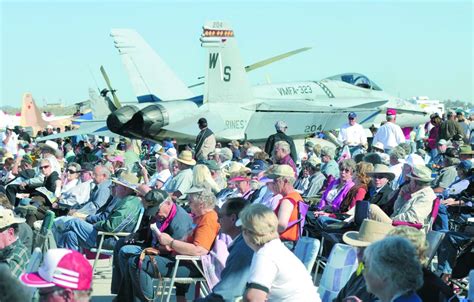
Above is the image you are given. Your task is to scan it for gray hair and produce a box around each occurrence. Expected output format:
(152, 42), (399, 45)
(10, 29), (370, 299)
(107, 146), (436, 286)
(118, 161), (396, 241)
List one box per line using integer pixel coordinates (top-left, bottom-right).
(364, 236), (423, 294)
(321, 146), (336, 159)
(339, 159), (356, 173)
(274, 141), (290, 154)
(219, 147), (233, 161)
(386, 115), (395, 121)
(190, 190), (216, 210)
(94, 164), (111, 179)
(68, 162), (81, 172)
(157, 156), (170, 169)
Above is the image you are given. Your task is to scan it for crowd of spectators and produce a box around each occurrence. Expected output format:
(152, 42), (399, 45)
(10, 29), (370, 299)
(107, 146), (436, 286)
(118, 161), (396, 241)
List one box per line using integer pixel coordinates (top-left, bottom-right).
(0, 108), (472, 301)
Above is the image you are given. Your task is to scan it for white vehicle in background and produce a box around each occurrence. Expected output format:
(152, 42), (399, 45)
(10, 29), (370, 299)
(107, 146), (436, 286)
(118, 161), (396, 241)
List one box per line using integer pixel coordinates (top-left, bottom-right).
(409, 96), (445, 116)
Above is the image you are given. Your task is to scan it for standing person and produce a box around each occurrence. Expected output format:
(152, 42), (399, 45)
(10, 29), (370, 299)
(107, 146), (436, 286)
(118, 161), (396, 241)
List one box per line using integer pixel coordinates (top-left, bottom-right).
(0, 125), (18, 156)
(195, 117), (216, 161)
(241, 204), (320, 302)
(0, 209), (30, 278)
(372, 108), (406, 153)
(264, 121), (297, 163)
(425, 112), (442, 158)
(337, 112), (368, 154)
(439, 110), (464, 142)
(20, 248), (93, 302)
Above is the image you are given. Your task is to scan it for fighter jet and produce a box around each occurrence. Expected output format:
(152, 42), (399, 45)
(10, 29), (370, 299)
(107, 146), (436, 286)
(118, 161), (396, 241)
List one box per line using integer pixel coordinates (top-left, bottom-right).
(106, 22), (385, 143)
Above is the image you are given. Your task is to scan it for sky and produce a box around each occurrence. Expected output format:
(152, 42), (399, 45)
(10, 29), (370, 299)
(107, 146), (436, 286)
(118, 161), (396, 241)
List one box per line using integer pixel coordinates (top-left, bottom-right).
(1, 0), (473, 109)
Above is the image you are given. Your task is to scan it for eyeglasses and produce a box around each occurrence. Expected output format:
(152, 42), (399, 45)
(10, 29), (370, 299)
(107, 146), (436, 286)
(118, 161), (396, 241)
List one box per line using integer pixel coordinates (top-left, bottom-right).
(40, 165), (50, 170)
(67, 169), (78, 174)
(339, 168), (352, 173)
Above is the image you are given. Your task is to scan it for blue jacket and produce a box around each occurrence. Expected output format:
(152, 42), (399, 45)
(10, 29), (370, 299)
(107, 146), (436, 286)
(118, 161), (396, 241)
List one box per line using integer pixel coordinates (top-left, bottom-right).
(393, 292), (422, 302)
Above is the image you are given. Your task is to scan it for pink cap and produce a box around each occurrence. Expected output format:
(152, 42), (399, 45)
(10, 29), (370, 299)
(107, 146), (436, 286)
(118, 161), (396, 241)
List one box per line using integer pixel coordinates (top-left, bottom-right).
(386, 108), (397, 116)
(20, 249), (92, 290)
(111, 155), (124, 163)
(228, 176), (250, 183)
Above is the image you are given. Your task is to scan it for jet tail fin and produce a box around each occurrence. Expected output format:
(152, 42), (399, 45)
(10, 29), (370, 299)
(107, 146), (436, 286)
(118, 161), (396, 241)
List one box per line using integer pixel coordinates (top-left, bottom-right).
(110, 29), (194, 103)
(201, 21), (253, 104)
(20, 93), (48, 132)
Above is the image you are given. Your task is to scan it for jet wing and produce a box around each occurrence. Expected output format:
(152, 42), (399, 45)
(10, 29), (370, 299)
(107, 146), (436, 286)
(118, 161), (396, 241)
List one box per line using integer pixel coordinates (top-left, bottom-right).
(35, 121), (118, 142)
(245, 102), (381, 140)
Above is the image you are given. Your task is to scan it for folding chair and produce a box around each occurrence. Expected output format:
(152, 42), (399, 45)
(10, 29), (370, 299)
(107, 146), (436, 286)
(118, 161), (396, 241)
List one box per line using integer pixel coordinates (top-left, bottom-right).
(392, 197), (440, 232)
(91, 207), (145, 275)
(294, 236), (321, 273)
(25, 247), (43, 300)
(317, 243), (358, 302)
(157, 255), (211, 302)
(425, 230), (445, 268)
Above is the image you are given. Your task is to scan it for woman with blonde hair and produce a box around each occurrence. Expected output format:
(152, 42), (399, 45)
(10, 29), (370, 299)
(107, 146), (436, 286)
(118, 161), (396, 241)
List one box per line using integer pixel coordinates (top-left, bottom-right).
(193, 164), (221, 194)
(241, 203), (320, 302)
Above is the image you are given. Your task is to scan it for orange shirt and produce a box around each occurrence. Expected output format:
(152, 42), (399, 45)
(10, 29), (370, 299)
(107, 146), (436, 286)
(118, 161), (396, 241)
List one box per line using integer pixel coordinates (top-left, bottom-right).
(274, 191), (301, 242)
(188, 210), (220, 251)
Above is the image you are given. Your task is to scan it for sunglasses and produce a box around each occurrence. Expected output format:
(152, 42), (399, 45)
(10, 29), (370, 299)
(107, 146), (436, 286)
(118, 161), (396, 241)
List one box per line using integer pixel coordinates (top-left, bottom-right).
(339, 168), (352, 173)
(40, 165), (50, 170)
(67, 169), (78, 174)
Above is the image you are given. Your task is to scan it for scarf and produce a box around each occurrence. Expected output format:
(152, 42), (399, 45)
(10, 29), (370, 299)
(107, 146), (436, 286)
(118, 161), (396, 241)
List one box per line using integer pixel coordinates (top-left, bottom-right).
(159, 202), (177, 232)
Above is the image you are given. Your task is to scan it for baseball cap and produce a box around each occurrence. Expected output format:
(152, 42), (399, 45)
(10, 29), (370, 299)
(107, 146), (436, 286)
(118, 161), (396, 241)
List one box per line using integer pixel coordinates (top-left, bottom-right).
(457, 160), (473, 171)
(0, 208), (26, 229)
(144, 189), (170, 216)
(438, 139), (450, 146)
(386, 108), (397, 116)
(203, 160), (220, 171)
(197, 117), (207, 125)
(348, 112), (357, 119)
(248, 159), (269, 174)
(80, 162), (94, 172)
(20, 249), (92, 290)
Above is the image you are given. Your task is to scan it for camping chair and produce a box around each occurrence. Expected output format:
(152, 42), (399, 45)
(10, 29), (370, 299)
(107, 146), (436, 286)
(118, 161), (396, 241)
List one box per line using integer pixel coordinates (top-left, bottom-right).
(425, 230), (445, 268)
(156, 255), (211, 302)
(32, 210), (56, 254)
(392, 197), (440, 232)
(91, 207), (145, 275)
(317, 243), (358, 302)
(294, 236), (321, 273)
(25, 247), (43, 300)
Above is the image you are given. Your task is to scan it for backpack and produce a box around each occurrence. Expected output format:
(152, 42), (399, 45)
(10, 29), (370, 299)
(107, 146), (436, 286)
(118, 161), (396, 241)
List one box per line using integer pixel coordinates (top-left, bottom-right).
(286, 197), (310, 237)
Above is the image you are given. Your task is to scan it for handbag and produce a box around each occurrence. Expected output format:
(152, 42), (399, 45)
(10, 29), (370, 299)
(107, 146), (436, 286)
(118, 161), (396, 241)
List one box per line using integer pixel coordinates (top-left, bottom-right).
(137, 247), (162, 302)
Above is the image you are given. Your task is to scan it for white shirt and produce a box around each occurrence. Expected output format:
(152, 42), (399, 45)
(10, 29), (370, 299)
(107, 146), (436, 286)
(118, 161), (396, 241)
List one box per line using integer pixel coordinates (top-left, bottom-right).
(0, 131), (19, 155)
(389, 163), (404, 190)
(147, 169), (171, 187)
(247, 239), (320, 302)
(372, 122), (406, 150)
(337, 122), (367, 146)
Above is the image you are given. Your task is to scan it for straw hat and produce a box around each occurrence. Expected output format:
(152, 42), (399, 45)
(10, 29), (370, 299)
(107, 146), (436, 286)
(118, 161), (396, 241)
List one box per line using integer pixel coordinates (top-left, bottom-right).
(111, 172), (140, 192)
(459, 145), (474, 155)
(176, 150), (196, 166)
(265, 164), (295, 179)
(343, 219), (394, 247)
(0, 208), (26, 229)
(367, 164), (395, 181)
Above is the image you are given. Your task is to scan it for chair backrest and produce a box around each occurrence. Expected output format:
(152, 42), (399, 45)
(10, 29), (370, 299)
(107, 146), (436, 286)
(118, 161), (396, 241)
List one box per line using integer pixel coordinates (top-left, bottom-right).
(287, 199), (310, 237)
(428, 198), (441, 230)
(317, 243), (358, 302)
(25, 247), (43, 273)
(132, 207), (145, 233)
(294, 236), (321, 272)
(425, 230), (445, 266)
(201, 233), (230, 290)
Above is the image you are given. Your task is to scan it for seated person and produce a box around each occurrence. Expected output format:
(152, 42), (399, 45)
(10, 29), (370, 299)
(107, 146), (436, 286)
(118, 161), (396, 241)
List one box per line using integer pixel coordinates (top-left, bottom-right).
(301, 156), (326, 199)
(366, 164), (395, 215)
(369, 165), (436, 227)
(52, 163), (94, 209)
(435, 160), (473, 231)
(432, 154), (460, 194)
(111, 189), (192, 296)
(197, 197), (254, 302)
(55, 172), (142, 251)
(241, 204), (320, 302)
(118, 188), (220, 302)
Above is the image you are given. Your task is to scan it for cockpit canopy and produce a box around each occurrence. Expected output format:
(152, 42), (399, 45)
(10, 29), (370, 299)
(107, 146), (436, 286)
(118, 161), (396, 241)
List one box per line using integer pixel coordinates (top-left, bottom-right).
(325, 73), (382, 91)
